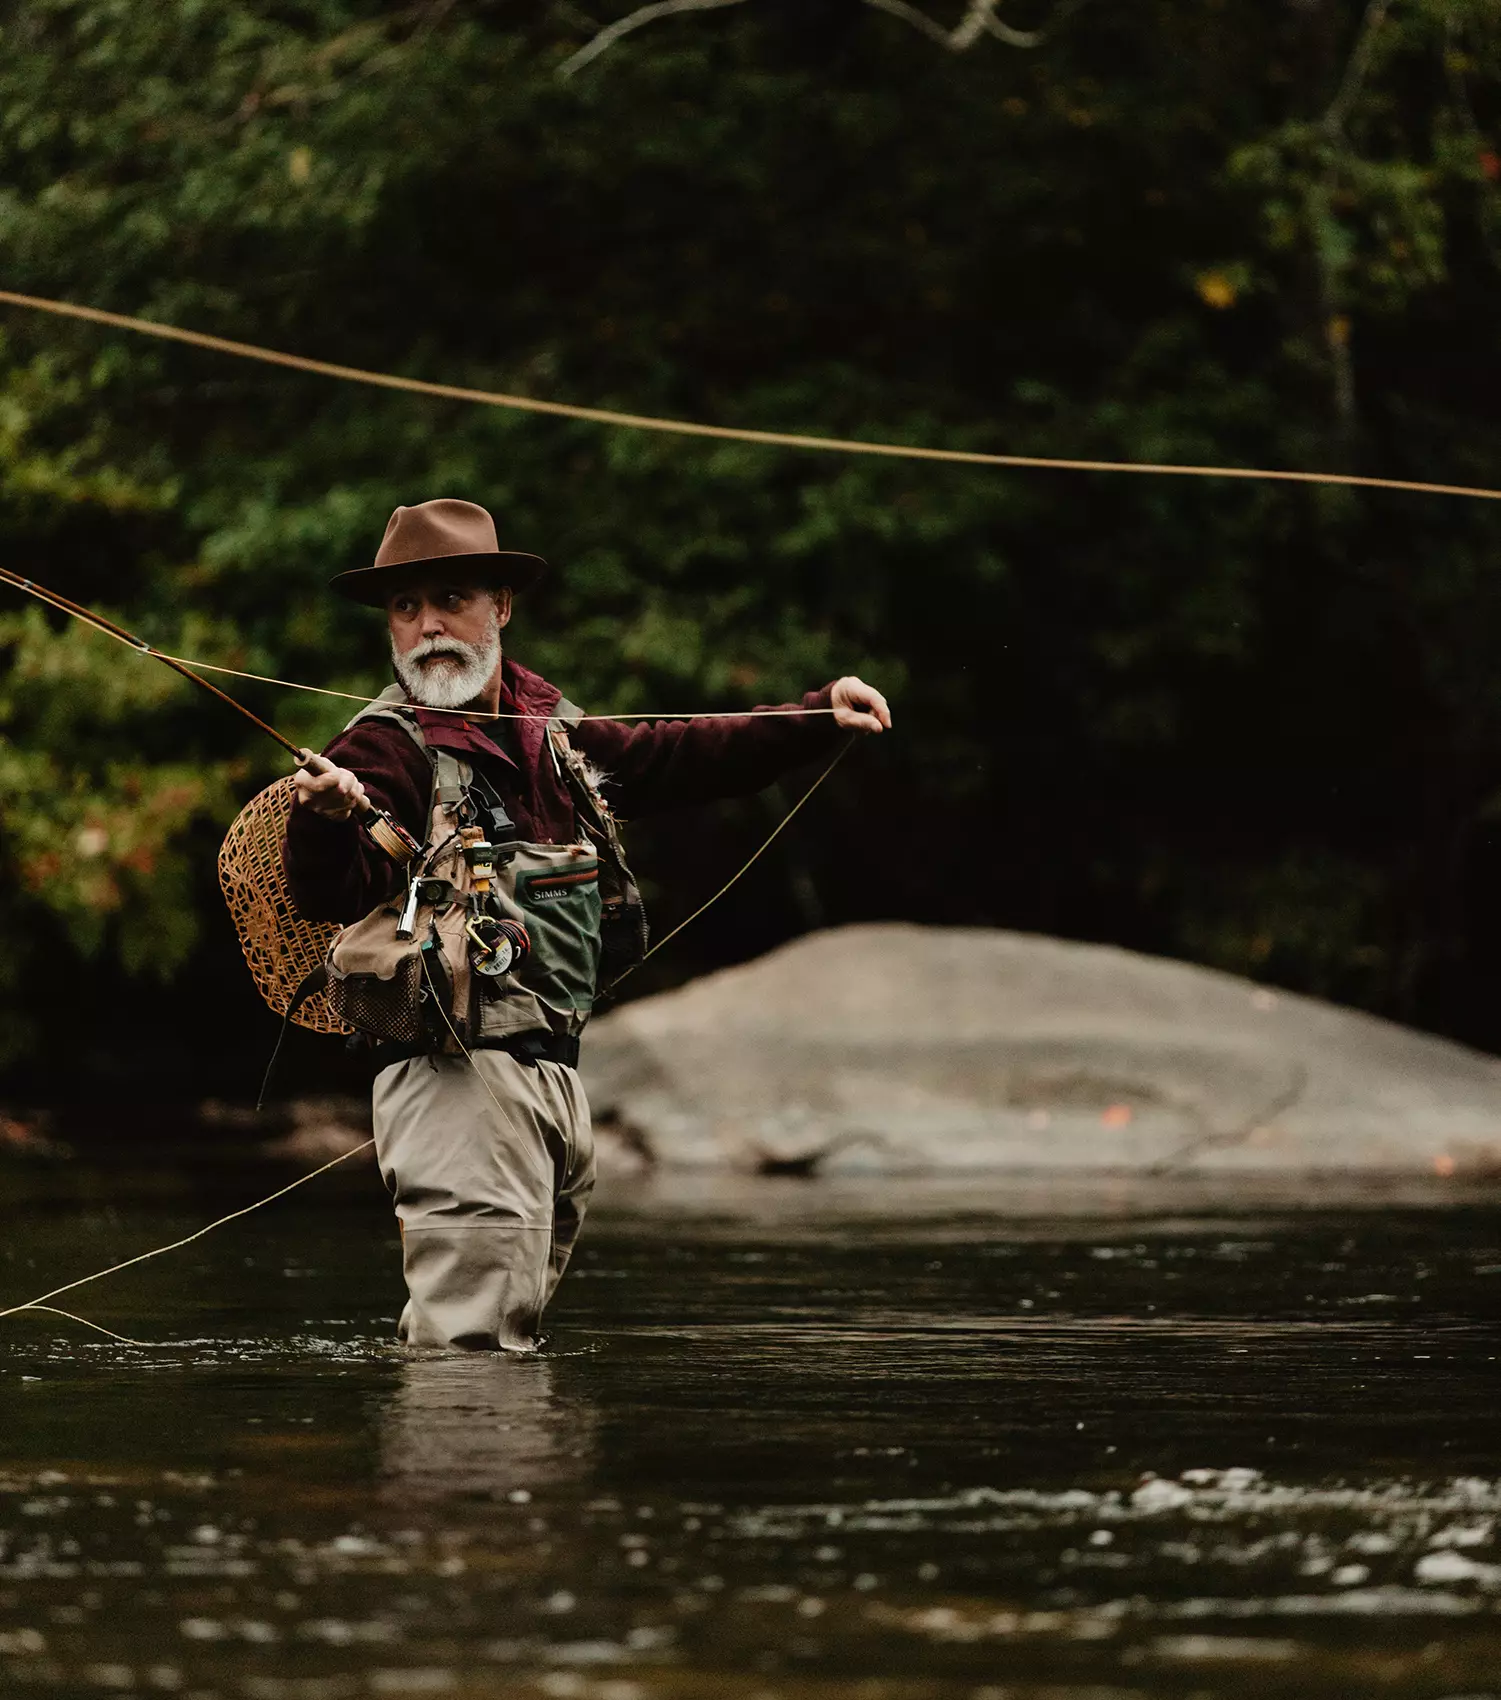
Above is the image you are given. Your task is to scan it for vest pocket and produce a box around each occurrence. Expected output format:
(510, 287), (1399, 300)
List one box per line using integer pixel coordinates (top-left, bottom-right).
(523, 866), (600, 902)
(506, 849), (603, 1019)
(327, 924), (428, 1045)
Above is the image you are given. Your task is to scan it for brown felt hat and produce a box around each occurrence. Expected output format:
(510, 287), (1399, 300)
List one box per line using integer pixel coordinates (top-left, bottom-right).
(330, 499), (547, 605)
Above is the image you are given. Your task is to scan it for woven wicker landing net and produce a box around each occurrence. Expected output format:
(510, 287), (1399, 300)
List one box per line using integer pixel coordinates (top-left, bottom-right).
(218, 776), (351, 1035)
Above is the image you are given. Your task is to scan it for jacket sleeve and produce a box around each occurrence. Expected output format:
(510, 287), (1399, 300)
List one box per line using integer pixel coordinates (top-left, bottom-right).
(281, 719), (432, 923)
(570, 685), (842, 819)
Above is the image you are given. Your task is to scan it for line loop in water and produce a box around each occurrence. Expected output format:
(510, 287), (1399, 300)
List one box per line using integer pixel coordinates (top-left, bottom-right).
(0, 1140), (375, 1338)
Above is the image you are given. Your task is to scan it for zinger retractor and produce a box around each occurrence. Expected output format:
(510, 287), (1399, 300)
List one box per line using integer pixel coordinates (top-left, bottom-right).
(462, 836), (499, 885)
(466, 914), (531, 978)
(455, 825), (529, 977)
(395, 876), (458, 943)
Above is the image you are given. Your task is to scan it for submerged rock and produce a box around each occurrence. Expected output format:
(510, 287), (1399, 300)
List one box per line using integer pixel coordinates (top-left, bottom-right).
(581, 924), (1501, 1176)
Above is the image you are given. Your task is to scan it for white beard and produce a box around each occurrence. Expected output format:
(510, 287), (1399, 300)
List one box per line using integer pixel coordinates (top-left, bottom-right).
(392, 609), (502, 710)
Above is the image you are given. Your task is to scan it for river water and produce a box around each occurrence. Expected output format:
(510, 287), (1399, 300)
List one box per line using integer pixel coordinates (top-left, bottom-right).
(1, 1158), (1498, 1699)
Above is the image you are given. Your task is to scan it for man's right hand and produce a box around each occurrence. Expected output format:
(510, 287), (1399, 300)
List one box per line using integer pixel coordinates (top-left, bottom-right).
(294, 752), (368, 820)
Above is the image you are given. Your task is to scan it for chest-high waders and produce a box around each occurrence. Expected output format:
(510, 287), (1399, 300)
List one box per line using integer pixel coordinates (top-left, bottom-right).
(322, 688), (645, 1352)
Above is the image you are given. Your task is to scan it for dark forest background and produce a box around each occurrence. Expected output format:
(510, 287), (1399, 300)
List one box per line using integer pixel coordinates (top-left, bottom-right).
(2, 0), (1500, 1114)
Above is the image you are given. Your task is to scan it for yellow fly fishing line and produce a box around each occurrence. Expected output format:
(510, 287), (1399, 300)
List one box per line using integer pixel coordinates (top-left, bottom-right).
(0, 1140), (375, 1339)
(3, 288), (1500, 503)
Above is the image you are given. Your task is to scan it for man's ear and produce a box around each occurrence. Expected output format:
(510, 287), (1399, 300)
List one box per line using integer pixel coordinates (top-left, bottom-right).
(494, 587), (514, 629)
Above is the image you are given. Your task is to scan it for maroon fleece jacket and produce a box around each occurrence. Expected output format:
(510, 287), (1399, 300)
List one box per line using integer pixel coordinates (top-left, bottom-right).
(282, 657), (842, 923)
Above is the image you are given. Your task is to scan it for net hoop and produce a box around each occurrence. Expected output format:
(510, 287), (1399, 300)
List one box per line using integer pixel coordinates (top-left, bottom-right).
(217, 777), (351, 1035)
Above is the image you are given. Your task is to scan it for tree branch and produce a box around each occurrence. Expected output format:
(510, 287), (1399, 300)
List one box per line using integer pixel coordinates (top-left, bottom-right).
(558, 0), (752, 78)
(1324, 0), (1393, 135)
(1312, 0), (1395, 448)
(861, 0), (1041, 51)
(557, 0), (1044, 78)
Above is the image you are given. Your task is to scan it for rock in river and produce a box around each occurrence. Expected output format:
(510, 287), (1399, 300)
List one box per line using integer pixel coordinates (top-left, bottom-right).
(581, 924), (1501, 1176)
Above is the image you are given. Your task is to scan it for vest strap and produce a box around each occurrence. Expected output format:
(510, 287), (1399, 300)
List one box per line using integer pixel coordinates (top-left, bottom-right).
(434, 750), (468, 812)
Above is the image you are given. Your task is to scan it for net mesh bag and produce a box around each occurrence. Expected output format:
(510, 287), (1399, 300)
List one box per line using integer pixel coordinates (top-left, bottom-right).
(218, 776), (351, 1035)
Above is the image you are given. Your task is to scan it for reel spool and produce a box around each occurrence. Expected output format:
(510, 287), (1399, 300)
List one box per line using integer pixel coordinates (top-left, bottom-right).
(467, 915), (531, 978)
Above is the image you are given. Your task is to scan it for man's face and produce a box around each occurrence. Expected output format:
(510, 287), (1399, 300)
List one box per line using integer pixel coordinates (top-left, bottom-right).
(386, 580), (512, 655)
(386, 579), (513, 709)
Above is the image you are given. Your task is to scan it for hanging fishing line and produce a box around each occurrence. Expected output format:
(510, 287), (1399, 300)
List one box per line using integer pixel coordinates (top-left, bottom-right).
(2, 747), (852, 1340)
(420, 952), (534, 1142)
(0, 1140), (376, 1343)
(10, 1306), (155, 1348)
(3, 288), (1499, 504)
(1, 269), (1487, 1350)
(604, 736), (853, 993)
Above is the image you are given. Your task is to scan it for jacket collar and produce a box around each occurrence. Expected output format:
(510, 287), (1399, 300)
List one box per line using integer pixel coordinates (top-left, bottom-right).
(407, 656), (562, 778)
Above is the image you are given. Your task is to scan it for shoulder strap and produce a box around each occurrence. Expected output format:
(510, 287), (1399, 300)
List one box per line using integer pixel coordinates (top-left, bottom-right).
(341, 684), (427, 754)
(335, 687), (456, 837)
(433, 750), (468, 812)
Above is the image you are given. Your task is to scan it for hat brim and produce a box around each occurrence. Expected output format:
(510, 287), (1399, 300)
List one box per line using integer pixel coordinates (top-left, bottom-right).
(330, 550), (548, 606)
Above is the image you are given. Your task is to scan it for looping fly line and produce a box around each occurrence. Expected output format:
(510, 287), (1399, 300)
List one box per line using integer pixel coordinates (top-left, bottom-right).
(0, 1139), (376, 1344)
(156, 653), (840, 721)
(1, 289), (1498, 504)
(0, 295), (902, 1346)
(0, 566), (837, 725)
(16, 267), (1480, 1347)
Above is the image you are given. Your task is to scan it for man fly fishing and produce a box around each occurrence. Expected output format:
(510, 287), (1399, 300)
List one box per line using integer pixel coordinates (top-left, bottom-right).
(282, 499), (891, 1352)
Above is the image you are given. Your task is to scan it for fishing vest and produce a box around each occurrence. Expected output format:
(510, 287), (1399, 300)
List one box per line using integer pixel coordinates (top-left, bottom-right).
(324, 687), (646, 1052)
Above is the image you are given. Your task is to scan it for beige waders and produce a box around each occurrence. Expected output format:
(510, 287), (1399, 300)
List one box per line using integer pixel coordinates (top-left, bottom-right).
(323, 708), (636, 1353)
(372, 1050), (595, 1352)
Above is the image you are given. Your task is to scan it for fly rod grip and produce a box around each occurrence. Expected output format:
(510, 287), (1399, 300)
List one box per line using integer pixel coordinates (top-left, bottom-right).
(294, 748), (420, 865)
(294, 747), (375, 820)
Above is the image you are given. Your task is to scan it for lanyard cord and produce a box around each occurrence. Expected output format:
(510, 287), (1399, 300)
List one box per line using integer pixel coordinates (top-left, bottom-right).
(603, 736), (853, 995)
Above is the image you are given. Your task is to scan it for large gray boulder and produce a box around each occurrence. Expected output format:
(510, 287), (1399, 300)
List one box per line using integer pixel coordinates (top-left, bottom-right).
(581, 924), (1501, 1176)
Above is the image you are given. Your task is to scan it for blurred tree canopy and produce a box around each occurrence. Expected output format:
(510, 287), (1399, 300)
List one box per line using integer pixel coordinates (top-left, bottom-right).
(2, 0), (1501, 1102)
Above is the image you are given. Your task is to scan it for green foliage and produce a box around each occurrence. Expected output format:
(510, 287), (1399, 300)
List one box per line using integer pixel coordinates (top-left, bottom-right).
(2, 0), (1501, 1089)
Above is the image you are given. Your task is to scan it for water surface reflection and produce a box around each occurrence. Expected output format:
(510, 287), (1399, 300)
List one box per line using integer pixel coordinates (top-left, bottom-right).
(378, 1356), (593, 1507)
(0, 1164), (1496, 1697)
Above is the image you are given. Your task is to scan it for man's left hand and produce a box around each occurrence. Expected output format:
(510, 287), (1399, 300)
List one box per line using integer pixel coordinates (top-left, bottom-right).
(830, 675), (892, 734)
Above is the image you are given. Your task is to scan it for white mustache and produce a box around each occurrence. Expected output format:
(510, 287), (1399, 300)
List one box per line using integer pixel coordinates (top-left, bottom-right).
(407, 637), (482, 668)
